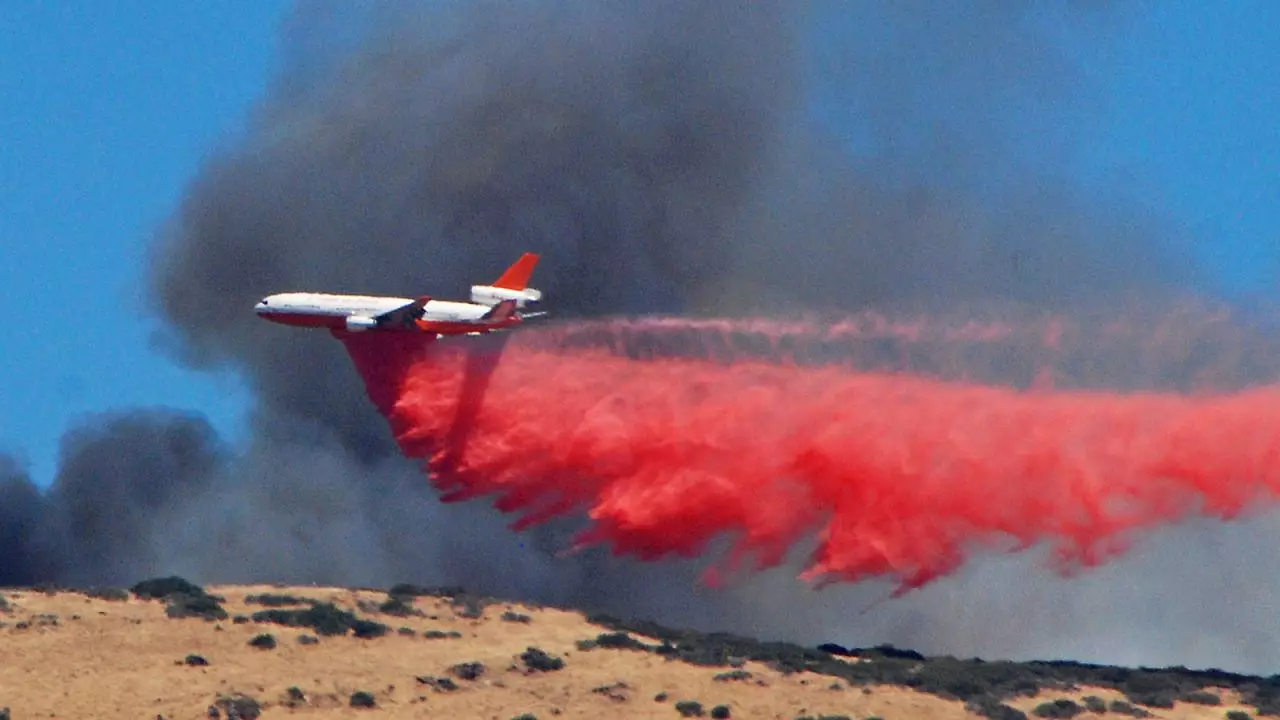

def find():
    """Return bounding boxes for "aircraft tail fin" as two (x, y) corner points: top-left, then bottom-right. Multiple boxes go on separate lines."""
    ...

(491, 252), (540, 290)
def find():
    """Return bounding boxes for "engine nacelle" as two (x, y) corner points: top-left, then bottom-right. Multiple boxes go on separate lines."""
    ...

(470, 284), (542, 307)
(345, 315), (378, 332)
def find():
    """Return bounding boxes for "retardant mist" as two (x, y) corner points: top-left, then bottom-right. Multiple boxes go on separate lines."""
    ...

(337, 309), (1280, 598)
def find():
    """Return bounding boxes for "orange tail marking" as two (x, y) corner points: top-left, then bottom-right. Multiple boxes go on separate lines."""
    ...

(491, 252), (540, 290)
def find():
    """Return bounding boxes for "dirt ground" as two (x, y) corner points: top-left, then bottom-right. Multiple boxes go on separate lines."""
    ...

(0, 585), (1256, 719)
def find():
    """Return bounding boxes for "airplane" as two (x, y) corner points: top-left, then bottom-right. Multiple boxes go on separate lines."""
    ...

(254, 252), (547, 337)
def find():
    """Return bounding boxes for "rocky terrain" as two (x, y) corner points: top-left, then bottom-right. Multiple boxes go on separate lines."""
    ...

(0, 578), (1270, 719)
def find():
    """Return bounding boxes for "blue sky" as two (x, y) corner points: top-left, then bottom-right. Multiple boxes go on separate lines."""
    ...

(1, 3), (1277, 489)
(1084, 0), (1279, 293)
(1, 3), (290, 485)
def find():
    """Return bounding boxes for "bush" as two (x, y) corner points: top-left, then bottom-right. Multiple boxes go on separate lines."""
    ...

(502, 610), (532, 623)
(251, 602), (388, 638)
(519, 647), (564, 672)
(379, 595), (421, 617)
(184, 654), (209, 666)
(83, 587), (129, 602)
(131, 576), (203, 600)
(387, 583), (459, 598)
(1180, 690), (1221, 706)
(1107, 700), (1151, 718)
(675, 700), (705, 717)
(248, 633), (276, 650)
(416, 676), (459, 692)
(349, 691), (376, 708)
(966, 696), (1029, 720)
(450, 662), (486, 681)
(1033, 699), (1083, 718)
(130, 577), (228, 620)
(1125, 691), (1175, 710)
(284, 687), (306, 708)
(165, 592), (228, 621)
(244, 593), (313, 607)
(711, 705), (731, 719)
(591, 632), (648, 652)
(215, 694), (261, 720)
(870, 644), (925, 661)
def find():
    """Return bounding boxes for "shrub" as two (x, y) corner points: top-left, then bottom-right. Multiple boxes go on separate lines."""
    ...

(519, 647), (564, 672)
(251, 602), (388, 638)
(165, 592), (228, 621)
(244, 593), (313, 607)
(214, 694), (261, 720)
(1033, 699), (1083, 718)
(1180, 690), (1221, 706)
(83, 587), (129, 602)
(450, 662), (486, 681)
(675, 700), (705, 717)
(248, 634), (277, 650)
(131, 576), (203, 599)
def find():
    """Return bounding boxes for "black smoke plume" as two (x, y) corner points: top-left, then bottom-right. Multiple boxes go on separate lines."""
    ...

(0, 455), (49, 586)
(7, 0), (1275, 673)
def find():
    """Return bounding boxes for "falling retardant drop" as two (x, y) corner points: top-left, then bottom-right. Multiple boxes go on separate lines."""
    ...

(333, 312), (1280, 596)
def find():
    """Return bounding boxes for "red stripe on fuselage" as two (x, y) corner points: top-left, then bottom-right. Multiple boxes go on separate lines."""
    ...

(417, 318), (519, 334)
(257, 311), (346, 329)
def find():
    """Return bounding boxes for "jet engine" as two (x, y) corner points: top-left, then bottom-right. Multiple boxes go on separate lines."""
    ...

(345, 316), (378, 332)
(470, 284), (542, 307)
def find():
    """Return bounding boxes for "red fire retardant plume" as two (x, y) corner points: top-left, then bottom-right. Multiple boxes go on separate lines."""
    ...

(334, 318), (1280, 595)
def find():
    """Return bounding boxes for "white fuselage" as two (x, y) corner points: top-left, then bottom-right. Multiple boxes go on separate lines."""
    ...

(254, 292), (491, 324)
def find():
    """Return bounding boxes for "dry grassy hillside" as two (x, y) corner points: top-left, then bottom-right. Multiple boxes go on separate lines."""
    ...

(0, 579), (1266, 719)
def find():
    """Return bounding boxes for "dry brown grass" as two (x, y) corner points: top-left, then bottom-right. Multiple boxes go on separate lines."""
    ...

(0, 584), (1257, 719)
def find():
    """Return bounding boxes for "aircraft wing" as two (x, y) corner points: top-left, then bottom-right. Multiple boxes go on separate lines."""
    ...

(373, 296), (431, 328)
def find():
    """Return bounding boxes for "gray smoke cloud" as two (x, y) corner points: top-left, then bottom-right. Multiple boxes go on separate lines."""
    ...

(7, 0), (1276, 674)
(0, 409), (224, 587)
